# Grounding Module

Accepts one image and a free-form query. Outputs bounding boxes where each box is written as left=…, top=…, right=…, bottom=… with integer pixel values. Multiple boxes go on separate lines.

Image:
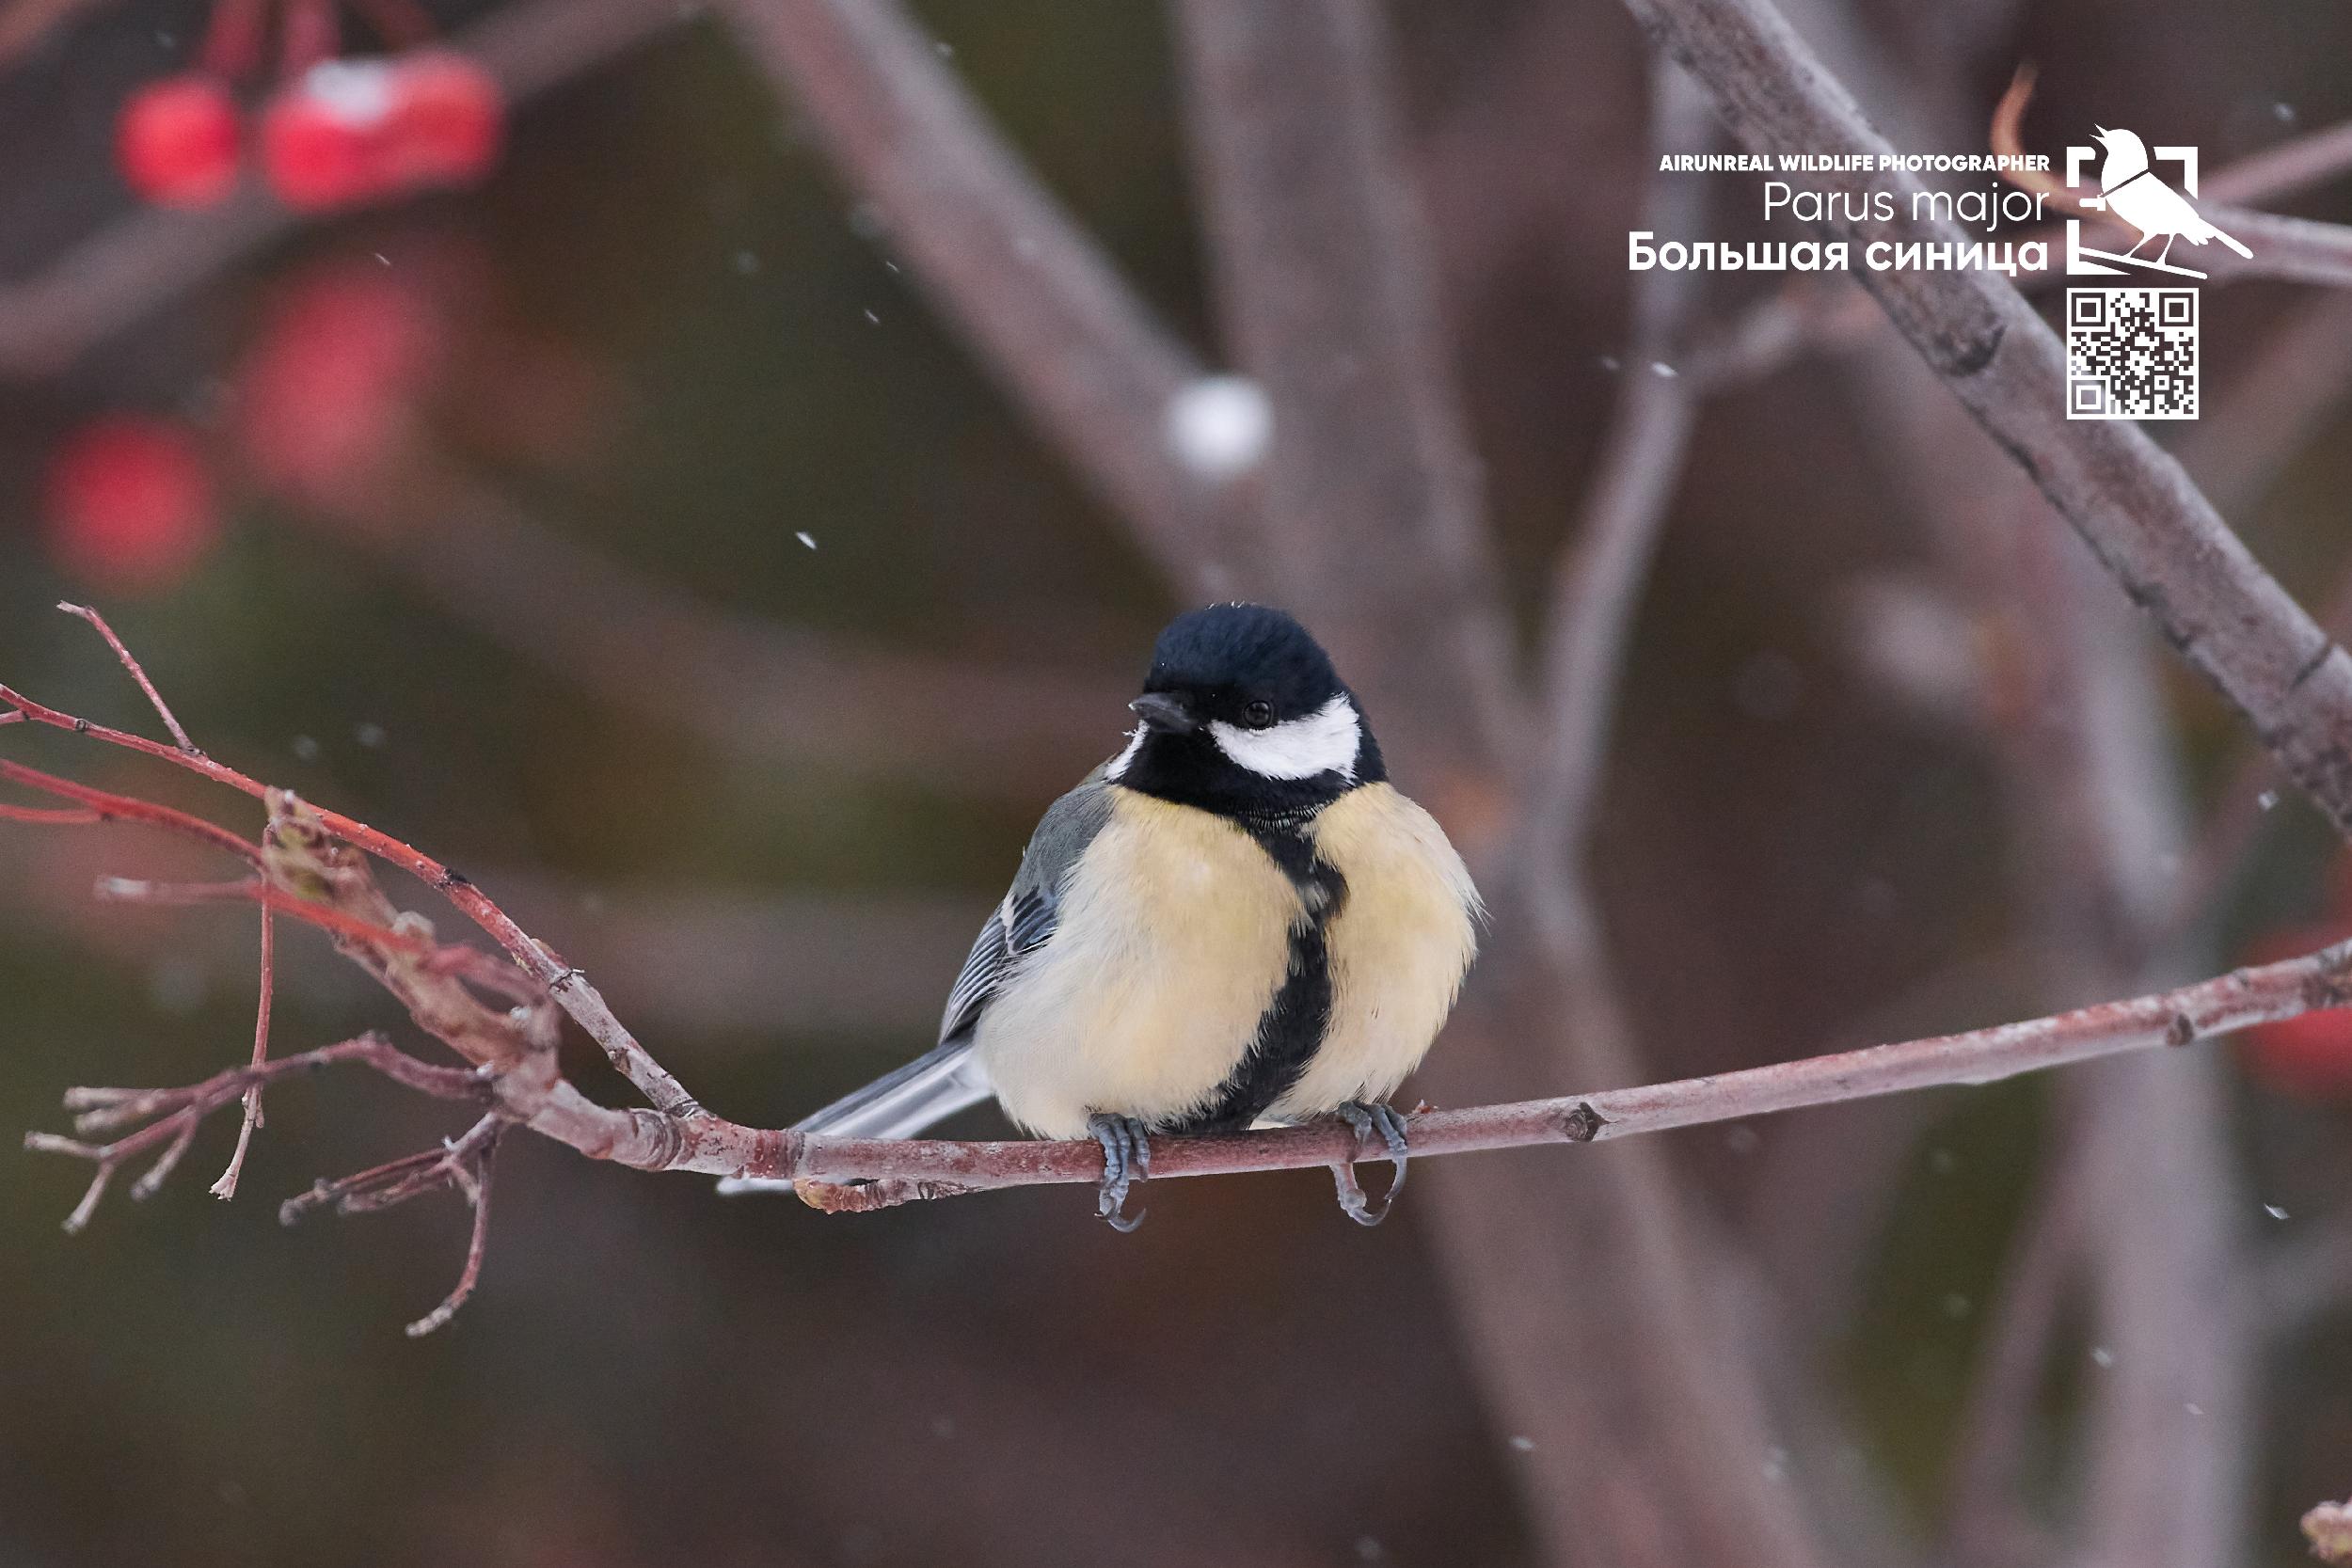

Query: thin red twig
left=0, top=757, right=262, bottom=865
left=56, top=603, right=199, bottom=754
left=0, top=801, right=100, bottom=825
left=278, top=1113, right=505, bottom=1337
left=407, top=1121, right=500, bottom=1338
left=24, top=1033, right=489, bottom=1234
left=3, top=611, right=694, bottom=1117
left=92, top=876, right=436, bottom=957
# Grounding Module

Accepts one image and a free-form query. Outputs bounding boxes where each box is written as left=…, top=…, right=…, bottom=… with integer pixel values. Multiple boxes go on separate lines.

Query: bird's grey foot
left=1329, top=1101, right=1410, bottom=1227
left=1087, top=1113, right=1152, bottom=1232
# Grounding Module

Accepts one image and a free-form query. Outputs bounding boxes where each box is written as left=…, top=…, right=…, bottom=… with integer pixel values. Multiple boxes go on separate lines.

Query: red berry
left=386, top=53, right=503, bottom=186
left=259, top=55, right=503, bottom=213
left=2239, top=923, right=2352, bottom=1099
left=117, top=75, right=242, bottom=208
left=41, top=418, right=220, bottom=594
left=234, top=265, right=446, bottom=509
left=260, top=61, right=395, bottom=210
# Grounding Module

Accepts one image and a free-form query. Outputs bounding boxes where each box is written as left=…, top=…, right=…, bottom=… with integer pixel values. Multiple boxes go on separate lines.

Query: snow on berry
left=260, top=58, right=395, bottom=210
left=260, top=54, right=504, bottom=212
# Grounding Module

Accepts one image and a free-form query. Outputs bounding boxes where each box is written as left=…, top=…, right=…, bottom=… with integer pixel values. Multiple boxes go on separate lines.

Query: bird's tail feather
left=2216, top=229, right=2252, bottom=258
left=716, top=1041, right=993, bottom=1195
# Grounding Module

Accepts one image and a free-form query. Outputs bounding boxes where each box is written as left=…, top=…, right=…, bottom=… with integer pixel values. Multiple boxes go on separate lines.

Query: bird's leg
left=1086, top=1113, right=1152, bottom=1232
left=2121, top=230, right=2155, bottom=258
left=1328, top=1101, right=1410, bottom=1227
left=2156, top=231, right=2177, bottom=267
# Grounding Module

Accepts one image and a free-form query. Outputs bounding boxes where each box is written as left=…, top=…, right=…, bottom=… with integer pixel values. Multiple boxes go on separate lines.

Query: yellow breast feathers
left=974, top=789, right=1306, bottom=1138
left=1271, top=783, right=1481, bottom=1119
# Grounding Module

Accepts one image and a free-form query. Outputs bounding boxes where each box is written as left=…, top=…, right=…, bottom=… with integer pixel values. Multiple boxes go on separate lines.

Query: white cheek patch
left=1208, top=694, right=1360, bottom=781
left=1104, top=724, right=1147, bottom=780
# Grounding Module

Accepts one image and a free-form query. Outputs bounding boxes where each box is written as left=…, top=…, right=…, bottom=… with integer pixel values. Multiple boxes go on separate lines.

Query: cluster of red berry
left=115, top=0, right=501, bottom=212
left=43, top=4, right=517, bottom=591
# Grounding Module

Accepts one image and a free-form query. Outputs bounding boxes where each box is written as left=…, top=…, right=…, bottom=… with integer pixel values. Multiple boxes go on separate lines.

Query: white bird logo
left=2079, top=126, right=2250, bottom=272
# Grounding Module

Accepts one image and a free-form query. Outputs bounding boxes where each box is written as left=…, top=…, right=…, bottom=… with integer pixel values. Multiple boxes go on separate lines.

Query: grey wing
left=938, top=773, right=1114, bottom=1043
left=718, top=773, right=1115, bottom=1195
left=937, top=885, right=1055, bottom=1043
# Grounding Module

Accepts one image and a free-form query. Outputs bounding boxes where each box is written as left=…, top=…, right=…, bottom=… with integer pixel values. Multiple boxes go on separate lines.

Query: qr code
left=2066, top=288, right=2198, bottom=420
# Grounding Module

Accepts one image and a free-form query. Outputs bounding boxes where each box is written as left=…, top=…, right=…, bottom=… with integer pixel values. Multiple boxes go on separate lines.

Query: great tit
left=723, top=603, right=1482, bottom=1227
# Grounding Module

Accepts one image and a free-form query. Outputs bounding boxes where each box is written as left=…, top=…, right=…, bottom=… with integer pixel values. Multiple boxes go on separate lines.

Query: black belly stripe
left=1161, top=819, right=1343, bottom=1134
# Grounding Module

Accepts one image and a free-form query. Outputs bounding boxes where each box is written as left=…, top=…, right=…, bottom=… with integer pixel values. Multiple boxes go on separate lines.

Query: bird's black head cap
left=1110, top=603, right=1383, bottom=818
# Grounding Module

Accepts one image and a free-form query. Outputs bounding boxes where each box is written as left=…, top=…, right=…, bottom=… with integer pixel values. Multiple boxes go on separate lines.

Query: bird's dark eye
left=1243, top=700, right=1276, bottom=729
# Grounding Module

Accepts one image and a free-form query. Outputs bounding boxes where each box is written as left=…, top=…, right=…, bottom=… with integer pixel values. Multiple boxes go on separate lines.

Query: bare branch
left=91, top=876, right=447, bottom=964
left=15, top=611, right=2352, bottom=1365
left=24, top=1033, right=489, bottom=1233
left=1938, top=1117, right=2088, bottom=1560
left=1621, top=0, right=2352, bottom=843
left=1163, top=19, right=1834, bottom=1565
left=278, top=1114, right=505, bottom=1338
left=1522, top=60, right=1712, bottom=901
left=4, top=610, right=695, bottom=1118
left=56, top=602, right=199, bottom=754
left=0, top=801, right=100, bottom=825
left=31, top=931, right=2352, bottom=1202
left=0, top=755, right=262, bottom=866
left=1170, top=0, right=1521, bottom=764
left=209, top=907, right=274, bottom=1201
left=718, top=0, right=1262, bottom=596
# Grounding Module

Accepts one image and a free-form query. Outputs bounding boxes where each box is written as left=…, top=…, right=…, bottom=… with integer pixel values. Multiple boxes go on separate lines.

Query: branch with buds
left=9, top=604, right=2352, bottom=1330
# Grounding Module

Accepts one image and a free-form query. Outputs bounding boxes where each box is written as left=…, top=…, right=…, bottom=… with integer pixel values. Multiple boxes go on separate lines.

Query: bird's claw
left=1087, top=1113, right=1152, bottom=1232
left=1330, top=1101, right=1410, bottom=1227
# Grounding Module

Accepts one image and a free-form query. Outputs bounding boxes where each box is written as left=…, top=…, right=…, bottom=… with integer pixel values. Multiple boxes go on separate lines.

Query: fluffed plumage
left=722, top=604, right=1480, bottom=1219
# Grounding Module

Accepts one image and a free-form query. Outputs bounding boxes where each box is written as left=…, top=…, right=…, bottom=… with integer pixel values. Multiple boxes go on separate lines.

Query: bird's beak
left=1129, top=691, right=1200, bottom=735
left=2093, top=125, right=2110, bottom=142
